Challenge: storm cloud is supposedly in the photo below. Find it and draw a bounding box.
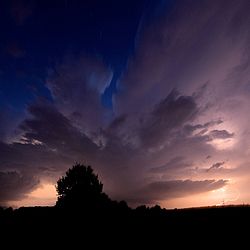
[128,179,228,205]
[146,179,227,198]
[46,55,113,134]
[1,0,250,207]
[0,171,39,202]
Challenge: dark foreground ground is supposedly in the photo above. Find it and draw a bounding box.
[1,205,249,247]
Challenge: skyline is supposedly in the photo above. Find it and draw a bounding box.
[1,0,250,208]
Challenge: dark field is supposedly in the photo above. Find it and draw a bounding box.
[1,205,249,246]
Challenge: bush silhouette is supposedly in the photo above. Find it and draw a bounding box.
[56,163,107,210]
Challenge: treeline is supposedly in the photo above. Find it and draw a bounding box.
[1,164,250,245]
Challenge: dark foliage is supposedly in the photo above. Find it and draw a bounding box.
[56,164,107,210]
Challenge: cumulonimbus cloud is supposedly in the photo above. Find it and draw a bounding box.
[2,0,250,207]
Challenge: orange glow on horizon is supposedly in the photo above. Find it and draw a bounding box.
[8,183,57,207]
[8,177,249,209]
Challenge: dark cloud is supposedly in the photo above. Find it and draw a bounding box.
[208,130,234,140]
[207,162,225,172]
[135,179,228,204]
[0,171,39,204]
[46,55,113,134]
[183,120,223,136]
[150,156,192,173]
[139,90,199,149]
[0,140,69,182]
[0,106,22,143]
[20,101,98,157]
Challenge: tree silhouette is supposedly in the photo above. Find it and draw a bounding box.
[56,163,105,210]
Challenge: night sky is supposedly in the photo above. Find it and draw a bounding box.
[1,0,250,208]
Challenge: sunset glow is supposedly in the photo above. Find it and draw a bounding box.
[8,183,57,207]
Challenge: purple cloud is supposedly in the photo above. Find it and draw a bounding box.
[207,162,225,172]
[0,171,39,202]
[46,55,113,134]
[208,130,234,140]
[128,179,228,205]
[150,156,192,173]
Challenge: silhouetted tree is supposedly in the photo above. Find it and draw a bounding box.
[135,205,148,215]
[56,163,106,210]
